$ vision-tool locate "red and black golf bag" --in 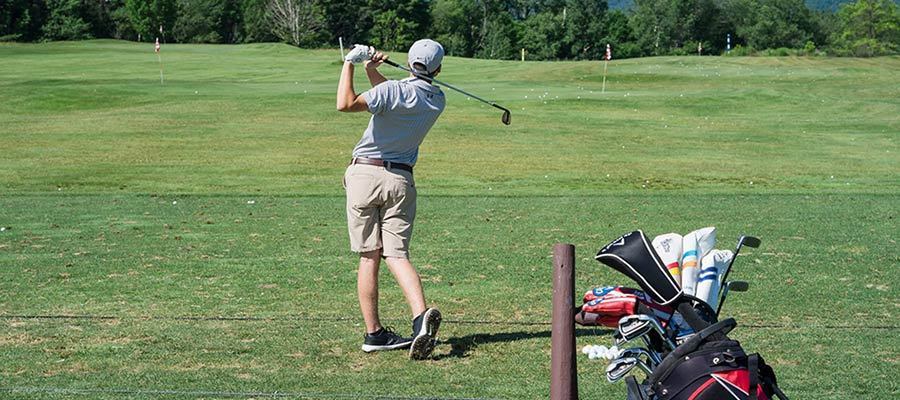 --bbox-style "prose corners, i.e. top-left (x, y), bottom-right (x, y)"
top-left (596, 231), bottom-right (789, 400)
top-left (639, 318), bottom-right (783, 400)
